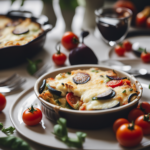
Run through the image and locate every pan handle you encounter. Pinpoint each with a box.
[7,10,33,18]
[36,15,49,25]
[42,24,53,33]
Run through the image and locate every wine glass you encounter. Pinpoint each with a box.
[95,7,132,46]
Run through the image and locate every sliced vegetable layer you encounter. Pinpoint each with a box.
[73,72,90,84]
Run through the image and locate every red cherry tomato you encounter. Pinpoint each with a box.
[137,102,150,114]
[135,114,150,135]
[136,12,147,27]
[116,123,143,147]
[52,50,67,66]
[22,105,42,126]
[61,32,79,50]
[128,108,144,122]
[146,17,150,28]
[0,93,6,111]
[141,51,150,63]
[106,80,123,88]
[115,45,125,56]
[123,40,132,51]
[66,92,82,109]
[113,118,129,133]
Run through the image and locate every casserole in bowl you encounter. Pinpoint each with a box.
[34,65,142,129]
[0,10,52,68]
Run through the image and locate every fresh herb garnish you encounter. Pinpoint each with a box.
[27,58,42,75]
[100,75,104,77]
[66,72,71,75]
[105,77,110,83]
[0,136,32,150]
[129,88,133,91]
[149,84,150,89]
[138,47,145,52]
[0,123,3,129]
[91,70,99,73]
[122,90,126,93]
[2,126,15,135]
[0,124,31,150]
[53,118,87,148]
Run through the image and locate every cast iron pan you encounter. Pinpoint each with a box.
[0,10,53,69]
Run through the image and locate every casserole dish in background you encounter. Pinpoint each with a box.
[34,65,143,129]
[0,10,53,69]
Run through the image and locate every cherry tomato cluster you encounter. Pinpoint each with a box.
[115,40,132,56]
[136,6,150,28]
[52,32,79,66]
[115,40,150,63]
[113,101,150,148]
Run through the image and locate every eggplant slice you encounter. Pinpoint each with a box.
[128,93,138,103]
[13,28,29,35]
[47,85,61,97]
[39,79,46,94]
[73,72,90,84]
[92,90,116,100]
[106,75,127,80]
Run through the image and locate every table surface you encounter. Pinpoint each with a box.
[0,1,150,150]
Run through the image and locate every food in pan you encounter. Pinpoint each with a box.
[39,68,138,111]
[0,16,43,48]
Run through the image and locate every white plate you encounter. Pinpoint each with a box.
[10,87,150,150]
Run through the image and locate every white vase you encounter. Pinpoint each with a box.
[41,1,57,26]
[82,0,104,29]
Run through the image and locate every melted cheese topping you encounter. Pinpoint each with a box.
[39,68,137,110]
[0,16,43,48]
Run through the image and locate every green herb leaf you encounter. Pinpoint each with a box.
[149,84,150,89]
[0,136,32,150]
[53,118,87,148]
[2,126,15,135]
[27,58,42,75]
[0,123,3,129]
[129,88,133,91]
[122,90,126,93]
[91,70,99,73]
[138,47,145,52]
[66,72,71,75]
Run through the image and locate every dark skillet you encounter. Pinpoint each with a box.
[0,10,53,69]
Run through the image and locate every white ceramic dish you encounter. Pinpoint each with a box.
[34,65,143,129]
[9,87,150,150]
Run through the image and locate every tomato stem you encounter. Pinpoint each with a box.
[143,113,150,122]
[72,36,79,44]
[139,103,145,112]
[55,42,61,54]
[144,49,147,54]
[128,121,134,130]
[28,105,37,113]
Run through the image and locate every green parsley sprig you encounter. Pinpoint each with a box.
[27,59,42,75]
[53,118,87,148]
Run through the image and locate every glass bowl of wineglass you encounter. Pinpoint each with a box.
[95,7,132,46]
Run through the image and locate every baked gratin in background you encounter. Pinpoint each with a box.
[39,68,138,111]
[0,16,43,48]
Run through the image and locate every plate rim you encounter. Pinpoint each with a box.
[9,86,64,150]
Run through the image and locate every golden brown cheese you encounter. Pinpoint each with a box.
[40,68,137,110]
[0,16,43,48]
